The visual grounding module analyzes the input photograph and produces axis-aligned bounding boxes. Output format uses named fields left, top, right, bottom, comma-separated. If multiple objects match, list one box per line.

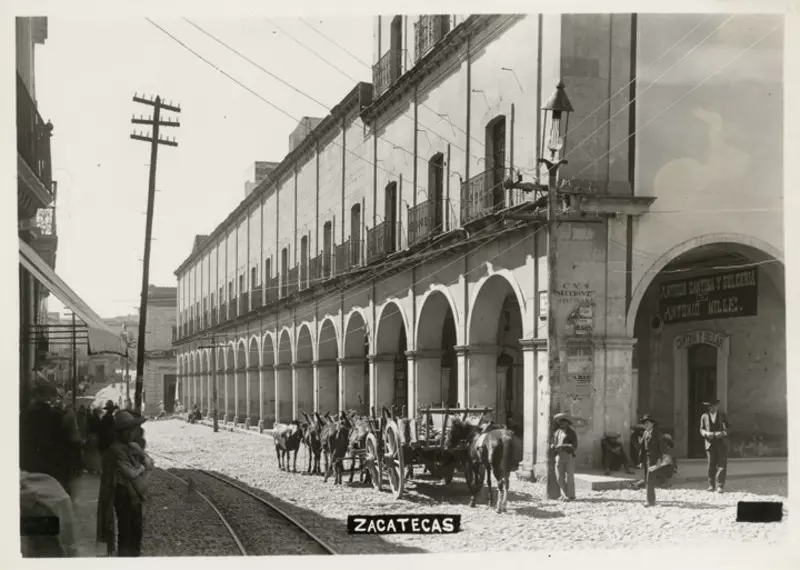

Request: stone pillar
left=233, top=369, right=241, bottom=425
left=257, top=366, right=265, bottom=431
left=533, top=340, right=552, bottom=480
left=369, top=353, right=396, bottom=412
left=407, top=349, right=444, bottom=410
left=404, top=351, right=417, bottom=417
left=517, top=338, right=544, bottom=481
left=603, top=337, right=636, bottom=454
left=454, top=345, right=469, bottom=408
left=245, top=366, right=258, bottom=428
left=312, top=361, right=320, bottom=413
left=294, top=363, right=314, bottom=419
left=337, top=357, right=365, bottom=411
left=467, top=344, right=499, bottom=418
left=275, top=364, right=292, bottom=423
left=198, top=372, right=204, bottom=414
left=315, top=360, right=338, bottom=414
left=224, top=370, right=233, bottom=423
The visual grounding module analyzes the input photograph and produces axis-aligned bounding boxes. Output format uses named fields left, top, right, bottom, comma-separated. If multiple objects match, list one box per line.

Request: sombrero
left=702, top=399, right=720, bottom=406
left=104, top=400, right=115, bottom=411
left=639, top=413, right=658, bottom=424
left=115, top=410, right=146, bottom=431
left=553, top=412, right=572, bottom=424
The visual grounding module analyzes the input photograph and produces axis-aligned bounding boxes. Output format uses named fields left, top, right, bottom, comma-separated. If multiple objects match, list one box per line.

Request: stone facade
left=173, top=14, right=785, bottom=470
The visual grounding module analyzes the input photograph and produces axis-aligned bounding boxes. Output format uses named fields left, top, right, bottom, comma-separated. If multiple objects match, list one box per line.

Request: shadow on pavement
left=574, top=496, right=726, bottom=509
left=168, top=468, right=427, bottom=555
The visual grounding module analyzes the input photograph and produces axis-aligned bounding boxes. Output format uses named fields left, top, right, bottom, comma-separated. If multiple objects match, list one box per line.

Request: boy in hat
left=637, top=414, right=662, bottom=507
left=550, top=412, right=577, bottom=501
left=97, top=410, right=149, bottom=557
left=699, top=399, right=729, bottom=493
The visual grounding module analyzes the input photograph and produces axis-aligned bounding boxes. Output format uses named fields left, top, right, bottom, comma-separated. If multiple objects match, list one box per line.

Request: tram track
left=150, top=450, right=338, bottom=555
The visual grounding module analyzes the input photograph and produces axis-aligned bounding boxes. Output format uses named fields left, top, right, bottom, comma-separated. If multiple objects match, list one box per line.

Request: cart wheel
left=384, top=420, right=405, bottom=500
left=365, top=432, right=382, bottom=492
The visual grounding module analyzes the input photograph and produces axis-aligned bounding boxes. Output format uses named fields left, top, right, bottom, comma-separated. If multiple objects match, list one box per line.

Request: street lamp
left=540, top=81, right=573, bottom=500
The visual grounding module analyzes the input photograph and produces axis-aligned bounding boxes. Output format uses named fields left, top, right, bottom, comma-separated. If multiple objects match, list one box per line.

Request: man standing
left=700, top=399, right=729, bottom=493
left=550, top=412, right=577, bottom=501
left=98, top=400, right=117, bottom=453
left=638, top=414, right=662, bottom=507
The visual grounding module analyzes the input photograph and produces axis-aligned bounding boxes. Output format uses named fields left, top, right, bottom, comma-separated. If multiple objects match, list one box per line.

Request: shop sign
left=145, top=348, right=177, bottom=360
left=659, top=267, right=758, bottom=324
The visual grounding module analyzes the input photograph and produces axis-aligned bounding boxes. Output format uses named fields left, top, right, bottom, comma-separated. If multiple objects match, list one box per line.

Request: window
left=280, top=247, right=289, bottom=297
left=238, top=274, right=245, bottom=295
left=218, top=287, right=223, bottom=303
left=428, top=153, right=444, bottom=234
left=211, top=292, right=215, bottom=309
left=385, top=182, right=398, bottom=252
left=323, top=221, right=332, bottom=276
left=300, top=236, right=309, bottom=287
left=250, top=266, right=257, bottom=290
left=265, top=257, right=272, bottom=300
left=486, top=115, right=507, bottom=211
left=228, top=281, right=233, bottom=300
left=350, top=204, right=361, bottom=265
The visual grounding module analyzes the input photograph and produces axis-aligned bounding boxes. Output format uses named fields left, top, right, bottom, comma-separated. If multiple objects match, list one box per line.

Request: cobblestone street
left=144, top=420, right=789, bottom=553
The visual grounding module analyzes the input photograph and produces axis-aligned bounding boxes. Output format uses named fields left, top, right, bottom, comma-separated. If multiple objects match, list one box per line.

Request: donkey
left=447, top=417, right=522, bottom=513
left=301, top=412, right=324, bottom=475
left=273, top=420, right=304, bottom=472
left=322, top=411, right=352, bottom=485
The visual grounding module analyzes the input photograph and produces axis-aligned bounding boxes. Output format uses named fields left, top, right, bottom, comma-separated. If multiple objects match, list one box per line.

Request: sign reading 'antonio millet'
left=659, top=268, right=759, bottom=324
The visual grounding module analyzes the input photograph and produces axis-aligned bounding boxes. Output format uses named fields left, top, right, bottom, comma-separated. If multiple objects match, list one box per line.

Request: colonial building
left=142, top=286, right=178, bottom=412
left=173, top=14, right=785, bottom=473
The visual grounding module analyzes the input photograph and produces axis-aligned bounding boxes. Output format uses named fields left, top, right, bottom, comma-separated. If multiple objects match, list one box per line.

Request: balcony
left=229, top=297, right=239, bottom=320
left=265, top=276, right=279, bottom=304
left=251, top=288, right=263, bottom=310
left=367, top=221, right=399, bottom=263
left=17, top=73, right=54, bottom=220
left=415, top=15, right=450, bottom=62
left=210, top=310, right=217, bottom=327
left=309, top=254, right=321, bottom=287
left=373, top=48, right=407, bottom=98
left=334, top=240, right=357, bottom=276
left=240, top=291, right=249, bottom=314
left=461, top=167, right=522, bottom=225
left=408, top=198, right=444, bottom=246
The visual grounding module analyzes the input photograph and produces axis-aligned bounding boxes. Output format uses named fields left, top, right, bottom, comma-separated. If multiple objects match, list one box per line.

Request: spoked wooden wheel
left=365, top=432, right=382, bottom=492
left=383, top=420, right=405, bottom=500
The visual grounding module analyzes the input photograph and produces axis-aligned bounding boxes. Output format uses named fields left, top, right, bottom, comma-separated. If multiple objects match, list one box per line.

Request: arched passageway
left=223, top=345, right=233, bottom=422
left=277, top=330, right=293, bottom=422
left=198, top=353, right=206, bottom=415
left=416, top=291, right=459, bottom=409
left=296, top=325, right=314, bottom=418
left=468, top=275, right=524, bottom=429
left=317, top=319, right=339, bottom=414
left=374, top=302, right=408, bottom=413
left=204, top=351, right=212, bottom=416
left=632, top=241, right=786, bottom=458
left=246, top=337, right=260, bottom=426
left=235, top=342, right=247, bottom=424
left=261, top=333, right=276, bottom=428
left=343, top=312, right=369, bottom=413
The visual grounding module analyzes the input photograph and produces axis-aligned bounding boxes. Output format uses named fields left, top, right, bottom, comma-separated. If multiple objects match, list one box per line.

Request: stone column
left=224, top=370, right=233, bottom=423
left=467, top=344, right=500, bottom=418
left=337, top=357, right=365, bottom=411
left=315, top=359, right=338, bottom=414
left=294, top=362, right=314, bottom=419
left=275, top=364, right=292, bottom=423
left=369, top=353, right=396, bottom=412
left=245, top=365, right=258, bottom=428
left=234, top=369, right=241, bottom=425
left=533, top=339, right=552, bottom=480
left=404, top=351, right=418, bottom=417
left=517, top=338, right=544, bottom=481
left=198, top=372, right=204, bottom=414
left=257, top=366, right=265, bottom=431
left=454, top=345, right=469, bottom=407
left=602, top=337, right=636, bottom=452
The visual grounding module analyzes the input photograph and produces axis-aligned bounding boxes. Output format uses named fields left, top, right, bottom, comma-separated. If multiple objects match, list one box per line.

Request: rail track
left=150, top=451, right=338, bottom=555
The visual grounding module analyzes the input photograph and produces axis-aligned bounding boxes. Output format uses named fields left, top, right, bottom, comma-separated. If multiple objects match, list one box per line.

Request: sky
left=37, top=17, right=373, bottom=319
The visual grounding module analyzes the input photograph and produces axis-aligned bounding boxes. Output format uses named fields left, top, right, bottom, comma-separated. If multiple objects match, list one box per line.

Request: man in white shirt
left=699, top=399, right=730, bottom=493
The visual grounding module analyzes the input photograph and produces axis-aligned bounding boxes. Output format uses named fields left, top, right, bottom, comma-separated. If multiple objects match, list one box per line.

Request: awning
left=19, top=238, right=128, bottom=356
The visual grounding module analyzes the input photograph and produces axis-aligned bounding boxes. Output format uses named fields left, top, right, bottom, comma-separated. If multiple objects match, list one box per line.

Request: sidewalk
left=574, top=457, right=788, bottom=491
left=70, top=474, right=105, bottom=557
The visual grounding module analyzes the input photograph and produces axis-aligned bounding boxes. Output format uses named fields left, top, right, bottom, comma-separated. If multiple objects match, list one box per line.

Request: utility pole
left=199, top=335, right=219, bottom=432
left=130, top=94, right=180, bottom=413
left=71, top=312, right=77, bottom=410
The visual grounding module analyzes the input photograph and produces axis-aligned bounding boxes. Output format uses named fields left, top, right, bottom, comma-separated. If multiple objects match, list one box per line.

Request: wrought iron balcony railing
left=367, top=221, right=399, bottom=263
left=309, top=254, right=322, bottom=286
left=461, top=167, right=520, bottom=225
left=251, top=288, right=263, bottom=310
left=415, top=15, right=450, bottom=62
left=334, top=241, right=353, bottom=276
left=240, top=291, right=249, bottom=314
left=287, top=266, right=299, bottom=296
left=373, top=49, right=407, bottom=98
left=408, top=198, right=444, bottom=246
left=265, top=276, right=279, bottom=304
left=17, top=74, right=53, bottom=191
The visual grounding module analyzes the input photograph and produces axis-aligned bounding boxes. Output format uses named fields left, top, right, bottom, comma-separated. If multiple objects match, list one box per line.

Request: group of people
left=549, top=399, right=729, bottom=507
left=20, top=375, right=155, bottom=558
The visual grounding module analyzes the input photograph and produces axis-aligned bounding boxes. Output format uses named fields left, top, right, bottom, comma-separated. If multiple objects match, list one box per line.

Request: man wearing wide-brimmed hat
left=97, top=410, right=148, bottom=557
left=550, top=412, right=578, bottom=501
left=98, top=400, right=116, bottom=453
left=700, top=398, right=729, bottom=493
left=637, top=414, right=662, bottom=507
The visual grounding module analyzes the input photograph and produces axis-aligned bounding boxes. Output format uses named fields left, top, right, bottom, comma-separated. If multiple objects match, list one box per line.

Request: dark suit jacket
left=699, top=411, right=729, bottom=450
left=639, top=427, right=662, bottom=466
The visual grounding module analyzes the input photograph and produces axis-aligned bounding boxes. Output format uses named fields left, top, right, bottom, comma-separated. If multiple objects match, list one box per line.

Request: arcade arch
left=374, top=301, right=409, bottom=413
left=277, top=329, right=293, bottom=421
left=416, top=290, right=459, bottom=409
left=343, top=311, right=370, bottom=413
left=296, top=325, right=314, bottom=417
left=317, top=318, right=339, bottom=414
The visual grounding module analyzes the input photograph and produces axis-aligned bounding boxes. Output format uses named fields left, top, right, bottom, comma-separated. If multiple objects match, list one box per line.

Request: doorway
left=164, top=374, right=177, bottom=412
left=687, top=344, right=717, bottom=458
left=394, top=326, right=408, bottom=413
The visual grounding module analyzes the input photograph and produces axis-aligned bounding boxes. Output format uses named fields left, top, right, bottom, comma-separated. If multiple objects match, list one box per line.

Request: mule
left=447, top=417, right=522, bottom=513
left=321, top=411, right=351, bottom=485
left=273, top=421, right=304, bottom=472
left=301, top=412, right=324, bottom=475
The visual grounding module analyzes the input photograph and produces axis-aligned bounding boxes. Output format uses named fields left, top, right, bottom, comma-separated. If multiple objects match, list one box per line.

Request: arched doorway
left=277, top=329, right=293, bottom=422
left=246, top=337, right=260, bottom=427
left=343, top=311, right=369, bottom=413
left=416, top=290, right=459, bottom=409
left=468, top=274, right=524, bottom=430
left=261, top=333, right=276, bottom=428
left=296, top=325, right=314, bottom=418
left=235, top=342, right=247, bottom=424
left=631, top=241, right=786, bottom=458
left=317, top=319, right=339, bottom=413
left=374, top=301, right=409, bottom=413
